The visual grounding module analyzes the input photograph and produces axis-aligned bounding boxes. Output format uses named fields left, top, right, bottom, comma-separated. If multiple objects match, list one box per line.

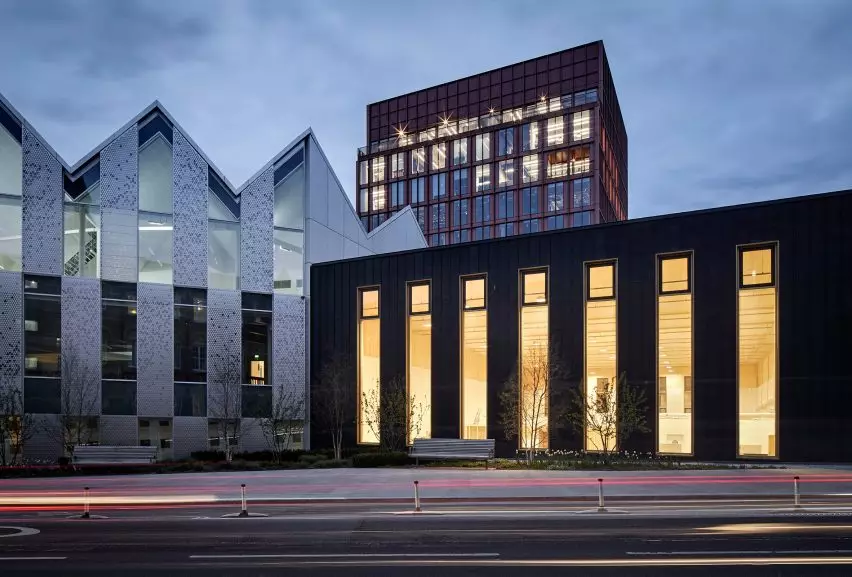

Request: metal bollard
left=239, top=483, right=248, bottom=517
left=597, top=478, right=605, bottom=511
left=793, top=476, right=801, bottom=509
left=413, top=480, right=422, bottom=513
left=82, top=486, right=91, bottom=519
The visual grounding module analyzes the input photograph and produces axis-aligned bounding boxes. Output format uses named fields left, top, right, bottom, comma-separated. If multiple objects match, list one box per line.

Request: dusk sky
left=0, top=0, right=850, bottom=218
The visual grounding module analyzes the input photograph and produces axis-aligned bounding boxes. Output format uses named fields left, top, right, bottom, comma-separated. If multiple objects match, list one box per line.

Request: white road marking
left=0, top=557, right=66, bottom=561
left=190, top=552, right=499, bottom=559
left=285, top=557, right=852, bottom=567
left=628, top=549, right=852, bottom=556
left=0, top=526, right=40, bottom=538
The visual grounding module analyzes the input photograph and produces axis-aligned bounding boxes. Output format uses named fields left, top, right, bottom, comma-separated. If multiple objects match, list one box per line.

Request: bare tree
left=50, top=350, right=100, bottom=459
left=259, top=386, right=305, bottom=463
left=0, top=384, right=34, bottom=466
left=499, top=343, right=566, bottom=464
left=314, top=353, right=353, bottom=461
left=361, top=375, right=427, bottom=453
left=208, top=351, right=242, bottom=462
left=566, top=372, right=649, bottom=461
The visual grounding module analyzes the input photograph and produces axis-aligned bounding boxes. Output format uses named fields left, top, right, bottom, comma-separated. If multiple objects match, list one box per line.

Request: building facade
left=356, top=40, right=627, bottom=245
left=311, top=189, right=852, bottom=463
left=0, top=94, right=425, bottom=461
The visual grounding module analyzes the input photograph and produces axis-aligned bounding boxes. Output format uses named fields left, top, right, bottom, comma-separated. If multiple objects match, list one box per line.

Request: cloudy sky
left=0, top=0, right=850, bottom=217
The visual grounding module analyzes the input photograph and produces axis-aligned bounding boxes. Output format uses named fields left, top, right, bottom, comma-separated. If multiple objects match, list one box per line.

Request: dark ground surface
left=1, top=506, right=852, bottom=576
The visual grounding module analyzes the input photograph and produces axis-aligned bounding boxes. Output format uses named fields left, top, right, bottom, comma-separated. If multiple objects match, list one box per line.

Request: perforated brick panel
left=100, top=415, right=138, bottom=445
left=100, top=125, right=138, bottom=282
left=137, top=283, right=174, bottom=417
left=172, top=131, right=208, bottom=288
left=61, top=277, right=102, bottom=415
left=22, top=128, right=63, bottom=275
left=0, top=272, right=22, bottom=395
left=24, top=415, right=62, bottom=462
left=207, top=289, right=241, bottom=418
left=173, top=416, right=208, bottom=458
left=273, top=294, right=305, bottom=404
left=240, top=167, right=273, bottom=293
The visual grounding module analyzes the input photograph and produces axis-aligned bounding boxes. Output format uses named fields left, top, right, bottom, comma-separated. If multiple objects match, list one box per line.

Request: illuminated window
left=371, top=156, right=385, bottom=182
left=522, top=154, right=539, bottom=184
left=461, top=276, right=487, bottom=440
left=452, top=138, right=468, bottom=166
left=738, top=245, right=777, bottom=457
left=431, top=142, right=446, bottom=170
left=522, top=122, right=539, bottom=151
left=497, top=159, right=515, bottom=188
left=658, top=254, right=693, bottom=455
left=475, top=164, right=491, bottom=192
left=546, top=150, right=568, bottom=179
left=390, top=152, right=405, bottom=179
left=570, top=146, right=591, bottom=175
left=585, top=262, right=617, bottom=452
left=371, top=185, right=386, bottom=211
left=411, top=148, right=426, bottom=175
left=571, top=110, right=591, bottom=141
left=359, top=161, right=369, bottom=185
left=520, top=270, right=549, bottom=449
left=358, top=288, right=380, bottom=444
left=546, top=116, right=564, bottom=146
left=475, top=133, right=490, bottom=161
left=408, top=282, right=432, bottom=443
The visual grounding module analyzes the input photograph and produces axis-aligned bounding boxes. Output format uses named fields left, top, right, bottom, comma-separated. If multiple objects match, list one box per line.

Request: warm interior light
left=488, top=107, right=496, bottom=115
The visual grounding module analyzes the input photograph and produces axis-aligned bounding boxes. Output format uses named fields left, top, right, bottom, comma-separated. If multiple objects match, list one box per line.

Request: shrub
left=298, top=454, right=324, bottom=464
left=310, top=459, right=348, bottom=469
left=190, top=450, right=225, bottom=462
left=352, top=451, right=411, bottom=468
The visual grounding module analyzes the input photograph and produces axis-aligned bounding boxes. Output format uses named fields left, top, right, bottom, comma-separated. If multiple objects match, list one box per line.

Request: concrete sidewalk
left=1, top=466, right=851, bottom=508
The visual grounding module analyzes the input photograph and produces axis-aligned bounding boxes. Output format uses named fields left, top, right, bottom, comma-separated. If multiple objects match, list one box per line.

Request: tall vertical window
left=452, top=199, right=470, bottom=227
left=475, top=164, right=491, bottom=192
left=242, top=292, right=272, bottom=386
left=521, top=187, right=540, bottom=216
left=407, top=283, right=432, bottom=443
left=64, top=191, right=101, bottom=278
left=430, top=173, right=447, bottom=199
left=473, top=195, right=491, bottom=223
left=431, top=142, right=447, bottom=170
left=371, top=185, right=386, bottom=211
left=273, top=155, right=305, bottom=294
left=546, top=150, right=568, bottom=178
left=522, top=122, right=539, bottom=151
left=738, top=245, right=777, bottom=457
left=452, top=168, right=469, bottom=197
left=371, top=156, right=386, bottom=182
left=546, top=182, right=564, bottom=212
left=410, top=148, right=426, bottom=175
left=571, top=177, right=591, bottom=209
left=390, top=152, right=405, bottom=179
left=474, top=133, right=490, bottom=161
left=520, top=270, right=549, bottom=449
left=102, top=281, right=137, bottom=415
left=585, top=262, right=617, bottom=452
left=658, top=254, right=692, bottom=455
left=571, top=110, right=591, bottom=141
left=23, top=275, right=61, bottom=378
left=546, top=116, right=564, bottom=146
left=389, top=181, right=405, bottom=208
left=410, top=177, right=426, bottom=204
left=497, top=128, right=514, bottom=156
left=359, top=188, right=368, bottom=214
left=430, top=202, right=448, bottom=231
left=358, top=288, right=380, bottom=444
left=209, top=181, right=239, bottom=291
left=496, top=190, right=515, bottom=219
left=497, top=159, right=515, bottom=188
left=570, top=146, right=591, bottom=174
left=359, top=161, right=369, bottom=186
left=452, top=138, right=468, bottom=166
left=0, top=120, right=22, bottom=271
left=461, top=276, right=487, bottom=440
left=174, top=287, right=207, bottom=384
left=138, top=132, right=173, bottom=214
left=522, top=154, right=539, bottom=184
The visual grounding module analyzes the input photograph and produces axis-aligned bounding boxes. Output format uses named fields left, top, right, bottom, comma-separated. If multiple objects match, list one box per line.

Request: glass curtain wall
left=519, top=270, right=549, bottom=450
left=208, top=191, right=239, bottom=290
left=738, top=245, right=777, bottom=457
left=358, top=288, right=380, bottom=444
left=0, top=121, right=22, bottom=271
left=138, top=132, right=173, bottom=284
left=23, top=276, right=61, bottom=414
left=461, top=276, right=487, bottom=440
left=657, top=255, right=693, bottom=454
left=63, top=183, right=101, bottom=278
left=585, top=262, right=617, bottom=452
left=273, top=153, right=305, bottom=295
left=174, top=288, right=207, bottom=416
left=407, top=282, right=432, bottom=443
left=102, top=281, right=137, bottom=415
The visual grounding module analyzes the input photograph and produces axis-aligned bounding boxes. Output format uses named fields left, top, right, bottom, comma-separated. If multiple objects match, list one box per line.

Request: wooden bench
left=409, top=438, right=495, bottom=467
left=72, top=446, right=159, bottom=465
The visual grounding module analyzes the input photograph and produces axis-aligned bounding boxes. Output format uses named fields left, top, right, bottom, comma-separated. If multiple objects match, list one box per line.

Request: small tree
left=499, top=343, right=565, bottom=464
left=362, top=375, right=427, bottom=453
left=0, top=385, right=34, bottom=466
left=567, top=371, right=649, bottom=461
left=52, top=350, right=100, bottom=458
left=314, top=353, right=354, bottom=461
left=208, top=351, right=242, bottom=462
left=260, top=386, right=305, bottom=463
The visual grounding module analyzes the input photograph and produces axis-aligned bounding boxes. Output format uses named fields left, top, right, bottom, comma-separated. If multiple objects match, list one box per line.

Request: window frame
left=658, top=252, right=693, bottom=295
left=462, top=274, right=487, bottom=311
left=738, top=244, right=776, bottom=289
left=585, top=261, right=617, bottom=302
left=408, top=280, right=432, bottom=316
left=520, top=267, right=549, bottom=307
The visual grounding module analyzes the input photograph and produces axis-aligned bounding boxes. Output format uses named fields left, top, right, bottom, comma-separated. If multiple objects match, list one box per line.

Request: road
left=2, top=502, right=852, bottom=575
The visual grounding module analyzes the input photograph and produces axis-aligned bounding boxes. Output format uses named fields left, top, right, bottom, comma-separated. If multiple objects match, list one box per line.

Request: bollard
left=793, top=476, right=801, bottom=509
left=239, top=483, right=248, bottom=517
left=413, top=480, right=422, bottom=513
left=597, top=478, right=605, bottom=511
left=82, top=486, right=91, bottom=519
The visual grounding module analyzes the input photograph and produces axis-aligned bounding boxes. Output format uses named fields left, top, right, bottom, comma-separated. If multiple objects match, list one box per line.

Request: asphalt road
left=2, top=508, right=852, bottom=576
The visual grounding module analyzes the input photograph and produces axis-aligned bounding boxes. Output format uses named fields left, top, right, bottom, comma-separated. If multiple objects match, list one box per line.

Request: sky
left=0, top=0, right=850, bottom=218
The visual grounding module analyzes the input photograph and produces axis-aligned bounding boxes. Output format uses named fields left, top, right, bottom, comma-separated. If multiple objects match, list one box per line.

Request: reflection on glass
left=138, top=135, right=173, bottom=214
left=585, top=263, right=616, bottom=452
left=208, top=220, right=239, bottom=290
left=520, top=271, right=548, bottom=450
left=359, top=288, right=380, bottom=444
left=273, top=229, right=303, bottom=294
left=138, top=213, right=173, bottom=284
left=408, top=283, right=431, bottom=442
left=0, top=195, right=22, bottom=272
left=274, top=164, right=305, bottom=230
left=462, top=278, right=487, bottom=440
